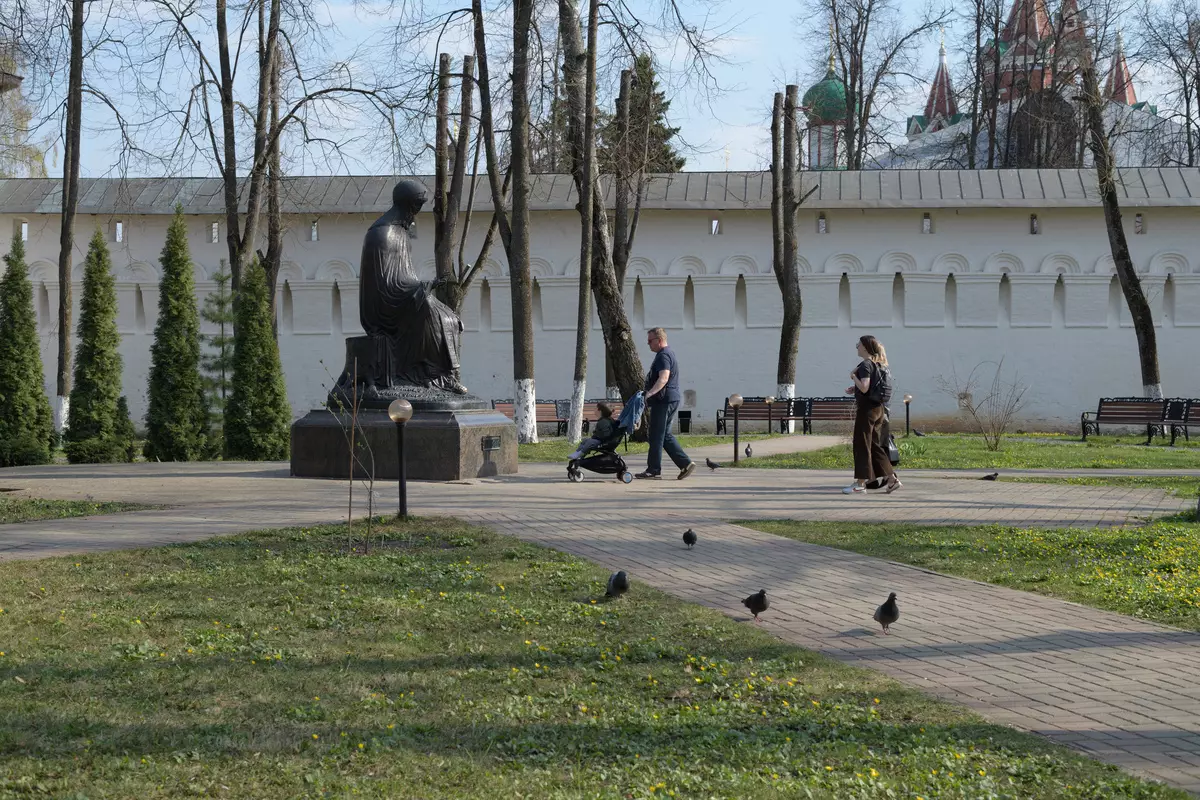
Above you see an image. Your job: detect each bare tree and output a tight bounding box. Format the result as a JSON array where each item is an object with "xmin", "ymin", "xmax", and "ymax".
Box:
[
  {"xmin": 53, "ymin": 0, "xmax": 83, "ymax": 434},
  {"xmin": 474, "ymin": 0, "xmax": 538, "ymax": 443},
  {"xmin": 1136, "ymin": 0, "xmax": 1200, "ymax": 166},
  {"xmin": 431, "ymin": 52, "xmax": 506, "ymax": 315},
  {"xmin": 558, "ymin": 0, "xmax": 600, "ymax": 443},
  {"xmin": 1080, "ymin": 32, "xmax": 1161, "ymax": 397},
  {"xmin": 770, "ymin": 86, "xmax": 817, "ymax": 426},
  {"xmin": 936, "ymin": 358, "xmax": 1029, "ymax": 450}
]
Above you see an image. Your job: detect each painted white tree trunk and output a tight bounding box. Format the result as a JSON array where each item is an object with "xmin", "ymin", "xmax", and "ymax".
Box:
[
  {"xmin": 567, "ymin": 379, "xmax": 586, "ymax": 443},
  {"xmin": 776, "ymin": 382, "xmax": 795, "ymax": 434},
  {"xmin": 1144, "ymin": 383, "xmax": 1163, "ymax": 400},
  {"xmin": 54, "ymin": 395, "xmax": 70, "ymax": 434},
  {"xmin": 514, "ymin": 378, "xmax": 538, "ymax": 444}
]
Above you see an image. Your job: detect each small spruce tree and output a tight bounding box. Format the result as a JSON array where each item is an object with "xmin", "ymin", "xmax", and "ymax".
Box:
[
  {"xmin": 224, "ymin": 261, "xmax": 290, "ymax": 460},
  {"xmin": 0, "ymin": 236, "xmax": 54, "ymax": 466},
  {"xmin": 144, "ymin": 205, "xmax": 208, "ymax": 461},
  {"xmin": 200, "ymin": 260, "xmax": 235, "ymax": 452},
  {"xmin": 64, "ymin": 228, "xmax": 125, "ymax": 463}
]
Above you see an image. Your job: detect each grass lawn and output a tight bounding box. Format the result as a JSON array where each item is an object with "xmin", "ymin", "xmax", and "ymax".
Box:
[
  {"xmin": 520, "ymin": 433, "xmax": 777, "ymax": 462},
  {"xmin": 743, "ymin": 512, "xmax": 1200, "ymax": 632},
  {"xmin": 1002, "ymin": 475, "xmax": 1200, "ymax": 498},
  {"xmin": 740, "ymin": 434, "xmax": 1200, "ymax": 471},
  {"xmin": 0, "ymin": 496, "xmax": 150, "ymax": 525},
  {"xmin": 0, "ymin": 519, "xmax": 1182, "ymax": 798}
]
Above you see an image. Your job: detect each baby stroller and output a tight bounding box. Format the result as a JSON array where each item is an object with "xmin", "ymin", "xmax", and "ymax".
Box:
[{"xmin": 566, "ymin": 391, "xmax": 645, "ymax": 485}]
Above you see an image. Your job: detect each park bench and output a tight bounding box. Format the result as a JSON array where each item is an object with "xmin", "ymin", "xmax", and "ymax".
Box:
[
  {"xmin": 492, "ymin": 400, "xmax": 568, "ymax": 436},
  {"xmin": 580, "ymin": 400, "xmax": 624, "ymax": 434},
  {"xmin": 1166, "ymin": 398, "xmax": 1200, "ymax": 446},
  {"xmin": 797, "ymin": 396, "xmax": 856, "ymax": 434},
  {"xmin": 715, "ymin": 396, "xmax": 800, "ymax": 434},
  {"xmin": 1080, "ymin": 397, "xmax": 1169, "ymax": 444}
]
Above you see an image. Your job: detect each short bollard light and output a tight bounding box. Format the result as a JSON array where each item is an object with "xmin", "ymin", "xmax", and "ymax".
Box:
[
  {"xmin": 729, "ymin": 393, "xmax": 744, "ymax": 464},
  {"xmin": 903, "ymin": 394, "xmax": 914, "ymax": 437},
  {"xmin": 765, "ymin": 396, "xmax": 776, "ymax": 434},
  {"xmin": 388, "ymin": 398, "xmax": 414, "ymax": 519}
]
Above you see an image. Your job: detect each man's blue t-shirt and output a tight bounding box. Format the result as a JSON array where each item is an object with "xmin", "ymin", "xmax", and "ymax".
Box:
[{"xmin": 645, "ymin": 346, "xmax": 681, "ymax": 406}]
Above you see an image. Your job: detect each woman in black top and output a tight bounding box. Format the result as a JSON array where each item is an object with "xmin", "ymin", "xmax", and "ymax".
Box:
[{"xmin": 843, "ymin": 335, "xmax": 900, "ymax": 494}]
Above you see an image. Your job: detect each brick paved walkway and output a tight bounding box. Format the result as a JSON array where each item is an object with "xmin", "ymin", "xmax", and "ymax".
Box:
[{"xmin": 1, "ymin": 458, "xmax": 1198, "ymax": 791}]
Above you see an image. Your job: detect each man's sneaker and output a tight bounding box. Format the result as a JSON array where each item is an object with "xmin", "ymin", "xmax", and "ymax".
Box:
[
  {"xmin": 634, "ymin": 471, "xmax": 661, "ymax": 479},
  {"xmin": 677, "ymin": 462, "xmax": 696, "ymax": 481}
]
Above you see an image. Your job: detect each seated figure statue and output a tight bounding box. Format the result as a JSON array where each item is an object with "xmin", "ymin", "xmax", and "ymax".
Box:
[{"xmin": 349, "ymin": 179, "xmax": 468, "ymax": 396}]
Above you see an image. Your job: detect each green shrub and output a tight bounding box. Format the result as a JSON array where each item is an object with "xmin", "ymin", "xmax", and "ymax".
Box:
[
  {"xmin": 224, "ymin": 261, "xmax": 290, "ymax": 460},
  {"xmin": 0, "ymin": 236, "xmax": 53, "ymax": 466},
  {"xmin": 144, "ymin": 206, "xmax": 208, "ymax": 461},
  {"xmin": 64, "ymin": 228, "xmax": 125, "ymax": 463}
]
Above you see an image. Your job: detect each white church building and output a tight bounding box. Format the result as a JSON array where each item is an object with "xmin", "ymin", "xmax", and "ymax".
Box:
[{"xmin": 2, "ymin": 169, "xmax": 1199, "ymax": 433}]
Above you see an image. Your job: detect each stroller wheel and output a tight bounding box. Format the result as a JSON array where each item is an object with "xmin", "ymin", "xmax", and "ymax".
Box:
[
  {"xmin": 568, "ymin": 469, "xmax": 584, "ymax": 483},
  {"xmin": 619, "ymin": 470, "xmax": 634, "ymax": 484}
]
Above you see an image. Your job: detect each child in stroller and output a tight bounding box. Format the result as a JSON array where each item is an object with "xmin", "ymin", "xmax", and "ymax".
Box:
[{"xmin": 566, "ymin": 393, "xmax": 645, "ymax": 484}]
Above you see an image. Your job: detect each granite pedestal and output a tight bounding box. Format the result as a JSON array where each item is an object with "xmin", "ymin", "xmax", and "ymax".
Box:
[{"xmin": 290, "ymin": 401, "xmax": 517, "ymax": 481}]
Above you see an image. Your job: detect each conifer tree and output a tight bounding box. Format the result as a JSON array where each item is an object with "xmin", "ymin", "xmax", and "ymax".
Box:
[
  {"xmin": 200, "ymin": 261, "xmax": 235, "ymax": 416},
  {"xmin": 144, "ymin": 206, "xmax": 208, "ymax": 461},
  {"xmin": 0, "ymin": 236, "xmax": 54, "ymax": 466},
  {"xmin": 597, "ymin": 55, "xmax": 685, "ymax": 174},
  {"xmin": 114, "ymin": 395, "xmax": 136, "ymax": 462},
  {"xmin": 224, "ymin": 261, "xmax": 290, "ymax": 460},
  {"xmin": 64, "ymin": 228, "xmax": 125, "ymax": 463}
]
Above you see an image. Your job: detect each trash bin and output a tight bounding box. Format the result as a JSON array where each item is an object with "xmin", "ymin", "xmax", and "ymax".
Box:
[{"xmin": 678, "ymin": 410, "xmax": 692, "ymax": 433}]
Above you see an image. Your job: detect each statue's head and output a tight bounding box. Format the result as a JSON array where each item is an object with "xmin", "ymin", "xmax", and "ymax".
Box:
[{"xmin": 392, "ymin": 180, "xmax": 427, "ymax": 220}]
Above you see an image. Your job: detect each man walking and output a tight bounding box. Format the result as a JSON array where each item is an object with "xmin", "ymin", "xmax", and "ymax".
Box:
[{"xmin": 636, "ymin": 328, "xmax": 696, "ymax": 480}]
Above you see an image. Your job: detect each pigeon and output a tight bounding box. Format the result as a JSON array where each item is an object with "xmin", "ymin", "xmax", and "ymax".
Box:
[
  {"xmin": 745, "ymin": 444, "xmax": 753, "ymax": 459},
  {"xmin": 742, "ymin": 589, "xmax": 769, "ymax": 622},
  {"xmin": 705, "ymin": 457, "xmax": 721, "ymax": 471},
  {"xmin": 605, "ymin": 570, "xmax": 630, "ymax": 599},
  {"xmin": 979, "ymin": 472, "xmax": 999, "ymax": 481},
  {"xmin": 913, "ymin": 430, "xmax": 926, "ymax": 437},
  {"xmin": 682, "ymin": 528, "xmax": 697, "ymax": 549},
  {"xmin": 873, "ymin": 592, "xmax": 899, "ymax": 634}
]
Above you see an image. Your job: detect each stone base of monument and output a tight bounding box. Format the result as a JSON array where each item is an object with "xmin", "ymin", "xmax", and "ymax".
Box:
[{"xmin": 290, "ymin": 403, "xmax": 518, "ymax": 481}]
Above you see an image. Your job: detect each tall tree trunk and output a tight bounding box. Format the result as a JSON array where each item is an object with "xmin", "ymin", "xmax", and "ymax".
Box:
[
  {"xmin": 777, "ymin": 86, "xmax": 803, "ymax": 424},
  {"xmin": 508, "ymin": 0, "xmax": 537, "ymax": 443},
  {"xmin": 565, "ymin": 0, "xmax": 599, "ymax": 444},
  {"xmin": 607, "ymin": 70, "xmax": 633, "ymax": 398},
  {"xmin": 265, "ymin": 40, "xmax": 283, "ymax": 330},
  {"xmin": 968, "ymin": 0, "xmax": 983, "ymax": 169},
  {"xmin": 215, "ymin": 0, "xmax": 242, "ymax": 287},
  {"xmin": 1082, "ymin": 61, "xmax": 1161, "ymax": 397},
  {"xmin": 55, "ymin": 0, "xmax": 85, "ymax": 434},
  {"xmin": 434, "ymin": 53, "xmax": 452, "ymax": 298}
]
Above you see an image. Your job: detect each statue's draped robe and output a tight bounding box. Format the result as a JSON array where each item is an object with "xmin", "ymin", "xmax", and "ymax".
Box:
[{"xmin": 359, "ymin": 209, "xmax": 463, "ymax": 389}]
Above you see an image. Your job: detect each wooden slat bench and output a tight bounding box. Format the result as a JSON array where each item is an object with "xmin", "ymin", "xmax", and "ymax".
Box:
[
  {"xmin": 492, "ymin": 400, "xmax": 568, "ymax": 436},
  {"xmin": 715, "ymin": 397, "xmax": 800, "ymax": 434},
  {"xmin": 1167, "ymin": 398, "xmax": 1199, "ymax": 446},
  {"xmin": 581, "ymin": 400, "xmax": 624, "ymax": 434},
  {"xmin": 1080, "ymin": 397, "xmax": 1169, "ymax": 444},
  {"xmin": 797, "ymin": 396, "xmax": 856, "ymax": 434}
]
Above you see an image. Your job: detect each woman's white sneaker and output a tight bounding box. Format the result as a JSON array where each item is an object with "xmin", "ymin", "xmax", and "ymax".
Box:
[{"xmin": 842, "ymin": 484, "xmax": 865, "ymax": 494}]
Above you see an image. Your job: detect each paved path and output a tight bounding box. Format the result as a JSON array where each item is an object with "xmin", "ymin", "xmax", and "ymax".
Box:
[{"xmin": 1, "ymin": 454, "xmax": 1198, "ymax": 792}]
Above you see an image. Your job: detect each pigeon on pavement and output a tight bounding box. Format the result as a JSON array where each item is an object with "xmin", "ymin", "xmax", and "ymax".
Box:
[
  {"xmin": 745, "ymin": 443, "xmax": 753, "ymax": 459},
  {"xmin": 705, "ymin": 457, "xmax": 721, "ymax": 471},
  {"xmin": 606, "ymin": 570, "xmax": 630, "ymax": 599},
  {"xmin": 873, "ymin": 592, "xmax": 899, "ymax": 634},
  {"xmin": 742, "ymin": 589, "xmax": 769, "ymax": 622},
  {"xmin": 979, "ymin": 472, "xmax": 999, "ymax": 481},
  {"xmin": 682, "ymin": 528, "xmax": 697, "ymax": 549},
  {"xmin": 913, "ymin": 430, "xmax": 926, "ymax": 437}
]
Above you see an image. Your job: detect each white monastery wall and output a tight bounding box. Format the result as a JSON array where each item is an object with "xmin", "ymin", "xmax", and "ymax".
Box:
[{"xmin": 4, "ymin": 204, "xmax": 1199, "ymax": 433}]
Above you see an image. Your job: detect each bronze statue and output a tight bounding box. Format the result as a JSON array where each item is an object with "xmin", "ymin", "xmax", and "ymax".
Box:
[{"xmin": 333, "ymin": 180, "xmax": 468, "ymax": 403}]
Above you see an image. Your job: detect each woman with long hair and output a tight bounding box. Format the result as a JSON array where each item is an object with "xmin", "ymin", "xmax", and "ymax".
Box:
[{"xmin": 843, "ymin": 335, "xmax": 900, "ymax": 495}]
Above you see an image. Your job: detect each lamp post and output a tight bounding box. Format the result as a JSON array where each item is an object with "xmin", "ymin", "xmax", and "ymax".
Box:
[
  {"xmin": 387, "ymin": 398, "xmax": 413, "ymax": 519},
  {"xmin": 729, "ymin": 393, "xmax": 744, "ymax": 464},
  {"xmin": 765, "ymin": 396, "xmax": 775, "ymax": 435},
  {"xmin": 903, "ymin": 394, "xmax": 913, "ymax": 437}
]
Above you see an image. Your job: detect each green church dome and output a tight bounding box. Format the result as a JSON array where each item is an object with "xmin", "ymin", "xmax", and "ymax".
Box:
[{"xmin": 803, "ymin": 68, "xmax": 848, "ymax": 126}]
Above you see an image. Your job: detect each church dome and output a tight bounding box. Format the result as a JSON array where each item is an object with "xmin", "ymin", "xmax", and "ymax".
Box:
[{"xmin": 803, "ymin": 68, "xmax": 848, "ymax": 126}]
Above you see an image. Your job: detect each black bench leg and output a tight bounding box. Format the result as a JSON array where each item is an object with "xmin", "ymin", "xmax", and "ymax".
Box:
[{"xmin": 1170, "ymin": 425, "xmax": 1178, "ymax": 447}]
